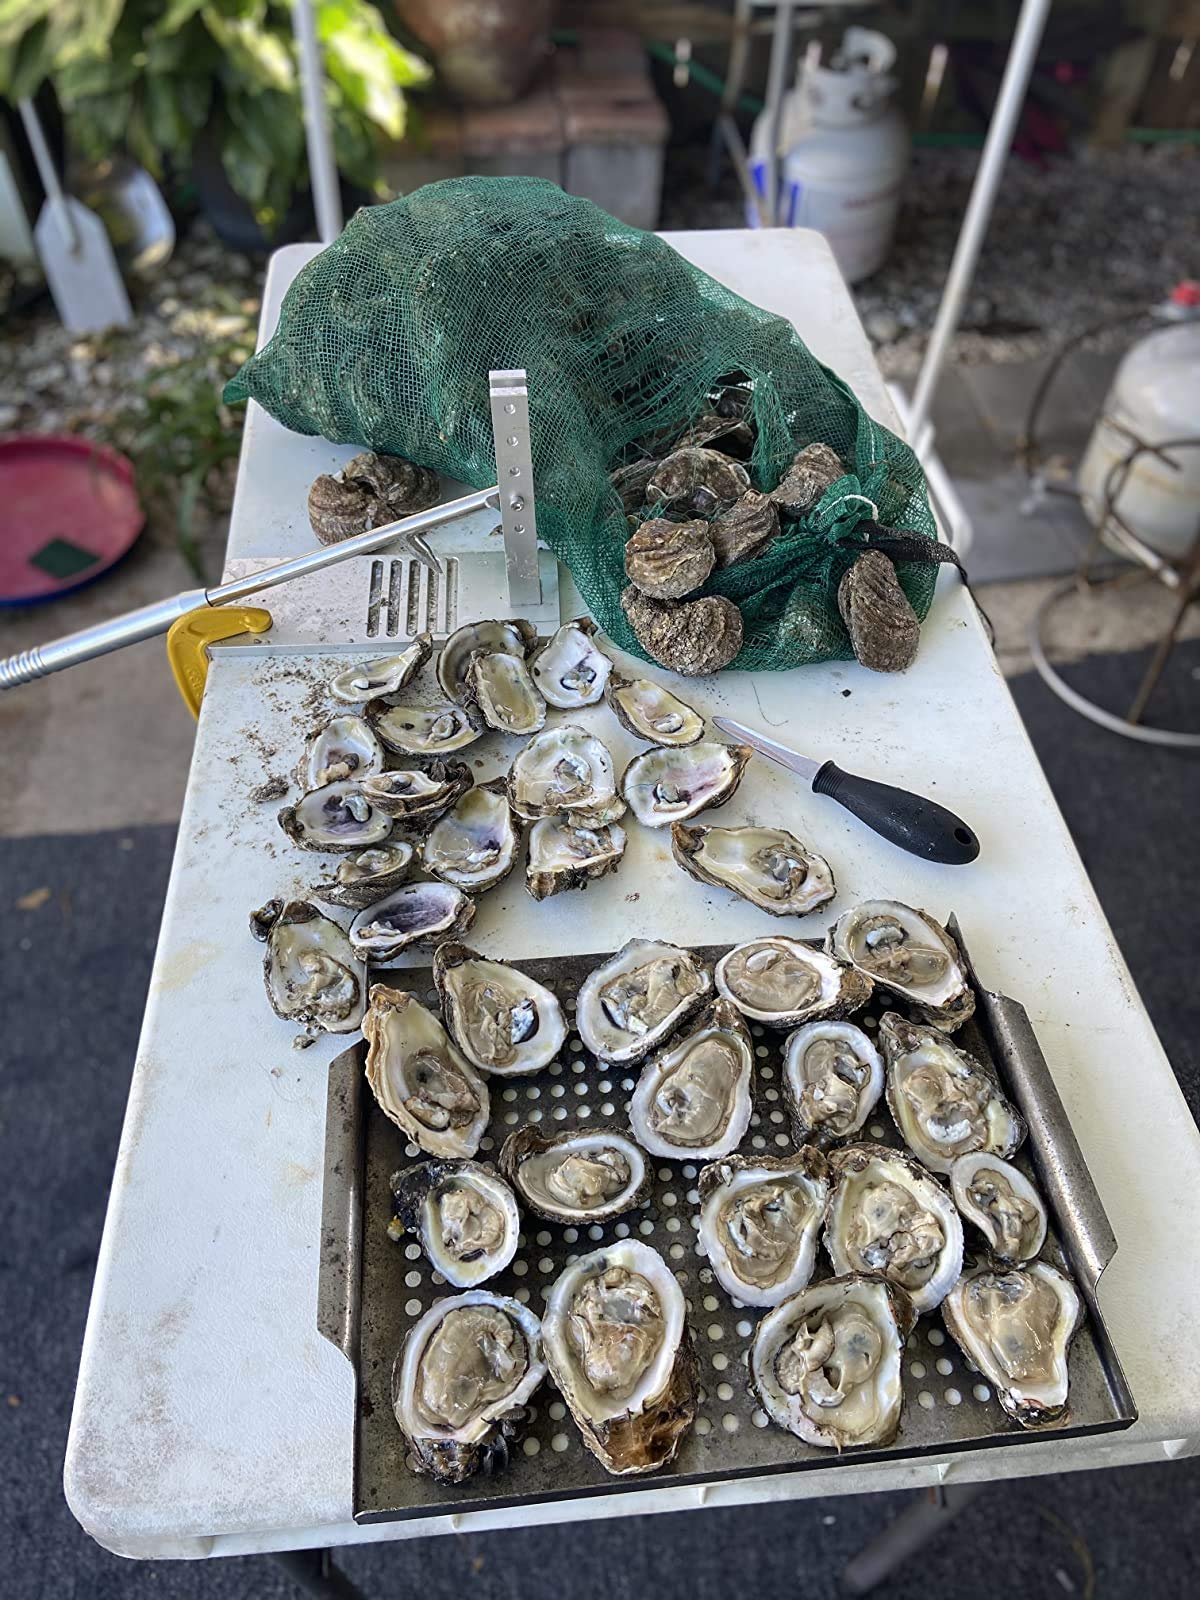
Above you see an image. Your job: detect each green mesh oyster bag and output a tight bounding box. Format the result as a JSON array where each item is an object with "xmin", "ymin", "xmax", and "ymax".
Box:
[{"xmin": 224, "ymin": 176, "xmax": 938, "ymax": 670}]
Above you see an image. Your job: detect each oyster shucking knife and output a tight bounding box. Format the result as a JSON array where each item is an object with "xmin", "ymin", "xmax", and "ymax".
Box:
[{"xmin": 713, "ymin": 715, "xmax": 980, "ymax": 865}]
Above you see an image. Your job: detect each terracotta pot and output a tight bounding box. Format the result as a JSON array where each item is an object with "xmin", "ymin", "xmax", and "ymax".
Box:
[{"xmin": 392, "ymin": 0, "xmax": 551, "ymax": 104}]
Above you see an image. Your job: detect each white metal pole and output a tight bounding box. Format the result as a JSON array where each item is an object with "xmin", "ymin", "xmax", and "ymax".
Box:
[
  {"xmin": 292, "ymin": 0, "xmax": 343, "ymax": 243},
  {"xmin": 762, "ymin": 2, "xmax": 795, "ymax": 227},
  {"xmin": 906, "ymin": 0, "xmax": 1053, "ymax": 440}
]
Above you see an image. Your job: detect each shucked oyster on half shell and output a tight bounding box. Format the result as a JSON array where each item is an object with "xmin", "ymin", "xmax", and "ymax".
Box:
[
  {"xmin": 949, "ymin": 1152, "xmax": 1047, "ymax": 1265},
  {"xmin": 604, "ymin": 672, "xmax": 704, "ymax": 747},
  {"xmin": 367, "ymin": 700, "xmax": 481, "ymax": 757},
  {"xmin": 330, "ymin": 635, "xmax": 432, "ymax": 703},
  {"xmin": 392, "ymin": 1290, "xmax": 546, "ymax": 1483},
  {"xmin": 422, "ymin": 781, "xmax": 521, "ymax": 895},
  {"xmin": 751, "ymin": 1273, "xmax": 916, "ymax": 1450},
  {"xmin": 391, "ymin": 1159, "xmax": 519, "ymax": 1286},
  {"xmin": 360, "ymin": 760, "xmax": 473, "ymax": 823},
  {"xmin": 541, "ymin": 1240, "xmax": 698, "ymax": 1475},
  {"xmin": 433, "ymin": 942, "xmax": 567, "ymax": 1076},
  {"xmin": 508, "ymin": 725, "xmax": 624, "ymax": 825},
  {"xmin": 251, "ymin": 898, "xmax": 364, "ymax": 1034},
  {"xmin": 698, "ymin": 1149, "xmax": 829, "ymax": 1307},
  {"xmin": 879, "ymin": 1011, "xmax": 1026, "ymax": 1175},
  {"xmin": 348, "ymin": 881, "xmax": 475, "ymax": 961},
  {"xmin": 363, "ymin": 985, "xmax": 489, "ymax": 1158},
  {"xmin": 311, "ymin": 842, "xmax": 416, "ymax": 911},
  {"xmin": 671, "ymin": 822, "xmax": 835, "ymax": 916},
  {"xmin": 824, "ymin": 1142, "xmax": 964, "ymax": 1314},
  {"xmin": 621, "ymin": 741, "xmax": 752, "ymax": 828},
  {"xmin": 437, "ymin": 619, "xmax": 538, "ymax": 704},
  {"xmin": 783, "ymin": 1021, "xmax": 884, "ymax": 1146},
  {"xmin": 629, "ymin": 999, "xmax": 754, "ymax": 1160},
  {"xmin": 500, "ymin": 1125, "xmax": 651, "ymax": 1223},
  {"xmin": 716, "ymin": 937, "xmax": 871, "ymax": 1028},
  {"xmin": 297, "ymin": 714, "xmax": 385, "ymax": 789},
  {"xmin": 278, "ymin": 779, "xmax": 394, "ymax": 852},
  {"xmin": 576, "ymin": 939, "xmax": 713, "ymax": 1064},
  {"xmin": 942, "ymin": 1261, "xmax": 1082, "ymax": 1429},
  {"xmin": 525, "ymin": 815, "xmax": 626, "ymax": 900},
  {"xmin": 464, "ymin": 649, "xmax": 546, "ymax": 736},
  {"xmin": 827, "ymin": 901, "xmax": 975, "ymax": 1031},
  {"xmin": 530, "ymin": 618, "xmax": 613, "ymax": 709}
]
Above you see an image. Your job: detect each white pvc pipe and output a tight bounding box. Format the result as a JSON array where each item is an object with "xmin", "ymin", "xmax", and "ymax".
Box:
[
  {"xmin": 762, "ymin": 2, "xmax": 795, "ymax": 227},
  {"xmin": 906, "ymin": 0, "xmax": 1053, "ymax": 440},
  {"xmin": 292, "ymin": 0, "xmax": 342, "ymax": 243}
]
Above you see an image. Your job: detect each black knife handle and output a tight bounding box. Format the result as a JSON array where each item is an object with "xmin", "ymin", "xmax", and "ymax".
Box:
[{"xmin": 812, "ymin": 761, "xmax": 980, "ymax": 865}]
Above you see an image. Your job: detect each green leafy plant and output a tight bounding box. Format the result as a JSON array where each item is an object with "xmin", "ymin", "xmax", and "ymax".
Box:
[{"xmin": 0, "ymin": 1, "xmax": 430, "ymax": 233}]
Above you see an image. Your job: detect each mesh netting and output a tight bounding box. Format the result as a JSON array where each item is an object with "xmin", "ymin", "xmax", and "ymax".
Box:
[{"xmin": 224, "ymin": 176, "xmax": 938, "ymax": 670}]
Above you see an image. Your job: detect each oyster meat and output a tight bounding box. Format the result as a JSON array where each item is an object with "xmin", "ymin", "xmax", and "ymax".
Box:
[
  {"xmin": 508, "ymin": 725, "xmax": 622, "ymax": 824},
  {"xmin": 827, "ymin": 900, "xmax": 975, "ymax": 1031},
  {"xmin": 824, "ymin": 1143, "xmax": 964, "ymax": 1313},
  {"xmin": 361, "ymin": 760, "xmax": 473, "ymax": 823},
  {"xmin": 330, "ymin": 635, "xmax": 431, "ymax": 702},
  {"xmin": 942, "ymin": 1261, "xmax": 1081, "ymax": 1428},
  {"xmin": 620, "ymin": 588, "xmax": 744, "ymax": 677},
  {"xmin": 278, "ymin": 779, "xmax": 393, "ymax": 853},
  {"xmin": 297, "ymin": 714, "xmax": 385, "ymax": 789},
  {"xmin": 422, "ymin": 781, "xmax": 520, "ymax": 895},
  {"xmin": 716, "ymin": 938, "xmax": 871, "ymax": 1028},
  {"xmin": 437, "ymin": 619, "xmax": 537, "ymax": 704},
  {"xmin": 576, "ymin": 939, "xmax": 713, "ymax": 1064},
  {"xmin": 433, "ymin": 942, "xmax": 567, "ymax": 1076},
  {"xmin": 392, "ymin": 1291, "xmax": 546, "ymax": 1482},
  {"xmin": 500, "ymin": 1126, "xmax": 650, "ymax": 1222},
  {"xmin": 880, "ymin": 1011, "xmax": 1026, "ymax": 1174},
  {"xmin": 605, "ymin": 672, "xmax": 704, "ymax": 747},
  {"xmin": 698, "ymin": 1149, "xmax": 829, "ymax": 1306},
  {"xmin": 751, "ymin": 1274, "xmax": 915, "ymax": 1449},
  {"xmin": 671, "ymin": 823, "xmax": 835, "ymax": 915},
  {"xmin": 464, "ymin": 650, "xmax": 546, "ymax": 736},
  {"xmin": 363, "ymin": 985, "xmax": 489, "ymax": 1157},
  {"xmin": 391, "ymin": 1159, "xmax": 519, "ymax": 1286},
  {"xmin": 622, "ymin": 741, "xmax": 752, "ymax": 828},
  {"xmin": 784, "ymin": 1022, "xmax": 884, "ymax": 1145},
  {"xmin": 950, "ymin": 1152, "xmax": 1047, "ymax": 1265},
  {"xmin": 541, "ymin": 1240, "xmax": 697, "ymax": 1474},
  {"xmin": 530, "ymin": 619, "xmax": 613, "ymax": 709},
  {"xmin": 368, "ymin": 701, "xmax": 481, "ymax": 757},
  {"xmin": 525, "ymin": 815, "xmax": 626, "ymax": 900},
  {"xmin": 311, "ymin": 842, "xmax": 416, "ymax": 911},
  {"xmin": 623, "ymin": 518, "xmax": 714, "ymax": 600},
  {"xmin": 251, "ymin": 898, "xmax": 364, "ymax": 1033},
  {"xmin": 348, "ymin": 881, "xmax": 475, "ymax": 961},
  {"xmin": 629, "ymin": 999, "xmax": 754, "ymax": 1160}
]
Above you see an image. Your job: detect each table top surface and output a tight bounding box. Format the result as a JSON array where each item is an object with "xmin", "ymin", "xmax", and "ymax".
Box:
[{"xmin": 64, "ymin": 230, "xmax": 1200, "ymax": 1562}]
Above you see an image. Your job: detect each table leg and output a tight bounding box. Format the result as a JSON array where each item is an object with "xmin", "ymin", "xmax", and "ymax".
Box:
[
  {"xmin": 272, "ymin": 1548, "xmax": 368, "ymax": 1600},
  {"xmin": 841, "ymin": 1483, "xmax": 988, "ymax": 1594}
]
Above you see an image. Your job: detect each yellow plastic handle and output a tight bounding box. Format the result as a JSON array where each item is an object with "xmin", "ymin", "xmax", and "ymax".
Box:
[{"xmin": 167, "ymin": 605, "xmax": 273, "ymax": 718}]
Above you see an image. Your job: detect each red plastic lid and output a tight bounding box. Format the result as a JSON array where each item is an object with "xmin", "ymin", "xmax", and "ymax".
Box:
[
  {"xmin": 0, "ymin": 434, "xmax": 144, "ymax": 606},
  {"xmin": 1169, "ymin": 279, "xmax": 1200, "ymax": 307}
]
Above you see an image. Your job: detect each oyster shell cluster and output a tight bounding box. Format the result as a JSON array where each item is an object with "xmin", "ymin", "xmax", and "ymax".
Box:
[
  {"xmin": 612, "ymin": 380, "xmax": 862, "ymax": 675},
  {"xmin": 308, "ymin": 451, "xmax": 440, "ymax": 546}
]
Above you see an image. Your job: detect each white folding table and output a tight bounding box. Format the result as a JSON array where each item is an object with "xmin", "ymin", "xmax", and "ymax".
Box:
[{"xmin": 64, "ymin": 231, "xmax": 1200, "ymax": 1563}]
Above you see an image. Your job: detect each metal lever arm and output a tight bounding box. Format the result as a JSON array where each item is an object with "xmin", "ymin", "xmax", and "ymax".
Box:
[{"xmin": 0, "ymin": 484, "xmax": 500, "ymax": 690}]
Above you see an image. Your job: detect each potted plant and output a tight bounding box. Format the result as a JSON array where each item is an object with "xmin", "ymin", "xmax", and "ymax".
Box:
[{"xmin": 0, "ymin": 0, "xmax": 430, "ymax": 248}]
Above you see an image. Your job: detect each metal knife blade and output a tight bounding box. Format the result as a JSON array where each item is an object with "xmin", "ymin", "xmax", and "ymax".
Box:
[{"xmin": 713, "ymin": 716, "xmax": 819, "ymax": 779}]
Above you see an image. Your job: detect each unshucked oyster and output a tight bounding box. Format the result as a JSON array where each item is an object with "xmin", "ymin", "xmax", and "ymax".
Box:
[
  {"xmin": 392, "ymin": 1291, "xmax": 546, "ymax": 1482},
  {"xmin": 542, "ymin": 1240, "xmax": 697, "ymax": 1474},
  {"xmin": 671, "ymin": 822, "xmax": 835, "ymax": 915},
  {"xmin": 363, "ymin": 985, "xmax": 489, "ymax": 1157},
  {"xmin": 433, "ymin": 942, "xmax": 567, "ymax": 1076},
  {"xmin": 252, "ymin": 899, "xmax": 364, "ymax": 1033},
  {"xmin": 500, "ymin": 1126, "xmax": 650, "ymax": 1222},
  {"xmin": 391, "ymin": 1160, "xmax": 519, "ymax": 1286},
  {"xmin": 623, "ymin": 518, "xmax": 714, "ymax": 600},
  {"xmin": 942, "ymin": 1261, "xmax": 1081, "ymax": 1428},
  {"xmin": 647, "ymin": 447, "xmax": 749, "ymax": 518},
  {"xmin": 751, "ymin": 1274, "xmax": 915, "ymax": 1449},
  {"xmin": 622, "ymin": 741, "xmax": 752, "ymax": 828},
  {"xmin": 698, "ymin": 1149, "xmax": 829, "ymax": 1307},
  {"xmin": 629, "ymin": 999, "xmax": 754, "ymax": 1160},
  {"xmin": 576, "ymin": 939, "xmax": 713, "ymax": 1064},
  {"xmin": 620, "ymin": 588, "xmax": 744, "ymax": 677},
  {"xmin": 716, "ymin": 938, "xmax": 871, "ymax": 1028}
]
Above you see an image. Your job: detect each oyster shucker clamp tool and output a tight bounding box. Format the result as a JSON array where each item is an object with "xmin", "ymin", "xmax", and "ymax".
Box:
[
  {"xmin": 713, "ymin": 714, "xmax": 981, "ymax": 865},
  {"xmin": 0, "ymin": 369, "xmax": 561, "ymax": 690}
]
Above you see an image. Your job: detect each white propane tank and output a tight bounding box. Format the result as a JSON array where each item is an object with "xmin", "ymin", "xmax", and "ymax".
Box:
[
  {"xmin": 1078, "ymin": 318, "xmax": 1200, "ymax": 562},
  {"xmin": 776, "ymin": 28, "xmax": 909, "ymax": 283}
]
